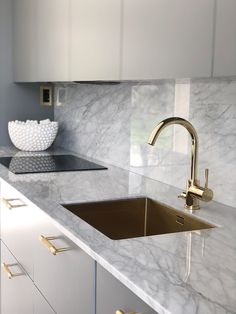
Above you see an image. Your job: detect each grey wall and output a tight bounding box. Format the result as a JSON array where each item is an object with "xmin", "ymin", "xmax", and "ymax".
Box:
[
  {"xmin": 0, "ymin": 0, "xmax": 53, "ymax": 146},
  {"xmin": 54, "ymin": 79, "xmax": 236, "ymax": 208}
]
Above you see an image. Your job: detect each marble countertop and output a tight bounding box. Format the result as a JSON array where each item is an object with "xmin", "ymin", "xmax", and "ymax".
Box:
[{"xmin": 0, "ymin": 146, "xmax": 235, "ymax": 314}]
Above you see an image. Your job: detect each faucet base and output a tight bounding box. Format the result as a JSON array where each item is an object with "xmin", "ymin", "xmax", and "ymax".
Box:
[
  {"xmin": 184, "ymin": 203, "xmax": 200, "ymax": 210},
  {"xmin": 178, "ymin": 192, "xmax": 201, "ymax": 210}
]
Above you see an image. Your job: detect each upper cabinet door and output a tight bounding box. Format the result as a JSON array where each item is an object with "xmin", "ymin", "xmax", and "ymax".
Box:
[
  {"xmin": 122, "ymin": 0, "xmax": 214, "ymax": 80},
  {"xmin": 70, "ymin": 0, "xmax": 121, "ymax": 81},
  {"xmin": 36, "ymin": 0, "xmax": 69, "ymax": 81},
  {"xmin": 13, "ymin": 0, "xmax": 37, "ymax": 82},
  {"xmin": 13, "ymin": 0, "xmax": 69, "ymax": 82},
  {"xmin": 213, "ymin": 0, "xmax": 236, "ymax": 76}
]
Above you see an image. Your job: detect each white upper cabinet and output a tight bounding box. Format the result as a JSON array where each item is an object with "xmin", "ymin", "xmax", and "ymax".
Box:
[
  {"xmin": 69, "ymin": 0, "xmax": 121, "ymax": 81},
  {"xmin": 14, "ymin": 0, "xmax": 236, "ymax": 81},
  {"xmin": 13, "ymin": 0, "xmax": 121, "ymax": 82},
  {"xmin": 213, "ymin": 0, "xmax": 236, "ymax": 76},
  {"xmin": 13, "ymin": 0, "xmax": 69, "ymax": 82},
  {"xmin": 36, "ymin": 0, "xmax": 69, "ymax": 81},
  {"xmin": 13, "ymin": 0, "xmax": 37, "ymax": 82},
  {"xmin": 122, "ymin": 0, "xmax": 214, "ymax": 80}
]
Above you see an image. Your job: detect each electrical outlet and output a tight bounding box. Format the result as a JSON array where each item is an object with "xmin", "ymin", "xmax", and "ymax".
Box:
[{"xmin": 40, "ymin": 85, "xmax": 53, "ymax": 106}]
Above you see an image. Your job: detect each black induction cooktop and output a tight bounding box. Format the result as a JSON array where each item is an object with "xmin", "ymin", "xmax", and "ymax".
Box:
[{"xmin": 0, "ymin": 154, "xmax": 107, "ymax": 174}]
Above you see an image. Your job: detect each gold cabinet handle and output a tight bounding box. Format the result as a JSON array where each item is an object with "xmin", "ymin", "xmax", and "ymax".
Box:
[
  {"xmin": 116, "ymin": 310, "xmax": 138, "ymax": 314},
  {"xmin": 2, "ymin": 263, "xmax": 22, "ymax": 279},
  {"xmin": 39, "ymin": 235, "xmax": 67, "ymax": 256},
  {"xmin": 2, "ymin": 198, "xmax": 27, "ymax": 209}
]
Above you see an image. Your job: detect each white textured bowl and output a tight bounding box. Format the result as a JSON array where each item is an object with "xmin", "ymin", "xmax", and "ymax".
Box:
[{"xmin": 8, "ymin": 120, "xmax": 58, "ymax": 152}]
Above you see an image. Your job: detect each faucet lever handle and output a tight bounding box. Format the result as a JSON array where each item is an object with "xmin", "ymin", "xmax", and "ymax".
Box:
[
  {"xmin": 178, "ymin": 191, "xmax": 186, "ymax": 200},
  {"xmin": 204, "ymin": 168, "xmax": 209, "ymax": 188}
]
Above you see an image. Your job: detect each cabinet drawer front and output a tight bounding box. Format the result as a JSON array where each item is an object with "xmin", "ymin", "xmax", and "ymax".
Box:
[
  {"xmin": 34, "ymin": 287, "xmax": 56, "ymax": 314},
  {"xmin": 34, "ymin": 216, "xmax": 95, "ymax": 314},
  {"xmin": 0, "ymin": 181, "xmax": 42, "ymax": 278},
  {"xmin": 1, "ymin": 240, "xmax": 56, "ymax": 314},
  {"xmin": 1, "ymin": 241, "xmax": 34, "ymax": 314},
  {"xmin": 97, "ymin": 264, "xmax": 157, "ymax": 314}
]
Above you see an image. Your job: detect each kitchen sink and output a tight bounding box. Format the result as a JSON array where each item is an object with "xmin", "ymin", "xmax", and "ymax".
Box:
[{"xmin": 62, "ymin": 197, "xmax": 215, "ymax": 240}]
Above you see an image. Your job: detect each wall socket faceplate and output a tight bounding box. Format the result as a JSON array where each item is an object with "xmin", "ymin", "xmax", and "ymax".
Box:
[
  {"xmin": 56, "ymin": 87, "xmax": 66, "ymax": 106},
  {"xmin": 40, "ymin": 85, "xmax": 53, "ymax": 106}
]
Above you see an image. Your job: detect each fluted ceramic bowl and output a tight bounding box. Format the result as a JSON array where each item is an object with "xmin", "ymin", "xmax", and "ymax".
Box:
[{"xmin": 8, "ymin": 120, "xmax": 58, "ymax": 152}]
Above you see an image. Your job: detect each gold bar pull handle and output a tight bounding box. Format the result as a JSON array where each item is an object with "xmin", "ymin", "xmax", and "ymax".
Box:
[
  {"xmin": 2, "ymin": 263, "xmax": 22, "ymax": 279},
  {"xmin": 116, "ymin": 310, "xmax": 138, "ymax": 314},
  {"xmin": 39, "ymin": 235, "xmax": 68, "ymax": 255},
  {"xmin": 2, "ymin": 198, "xmax": 27, "ymax": 209}
]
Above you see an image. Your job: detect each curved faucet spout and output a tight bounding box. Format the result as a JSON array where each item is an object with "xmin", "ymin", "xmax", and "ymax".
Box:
[{"xmin": 148, "ymin": 117, "xmax": 199, "ymax": 185}]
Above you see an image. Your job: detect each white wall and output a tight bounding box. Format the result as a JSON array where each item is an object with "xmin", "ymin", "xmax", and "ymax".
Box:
[{"xmin": 0, "ymin": 0, "xmax": 53, "ymax": 146}]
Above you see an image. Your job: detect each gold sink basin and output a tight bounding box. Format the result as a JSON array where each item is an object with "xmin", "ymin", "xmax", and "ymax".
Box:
[{"xmin": 62, "ymin": 197, "xmax": 215, "ymax": 240}]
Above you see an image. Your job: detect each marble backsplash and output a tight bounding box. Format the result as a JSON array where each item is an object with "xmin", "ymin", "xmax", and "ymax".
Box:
[{"xmin": 54, "ymin": 78, "xmax": 236, "ymax": 208}]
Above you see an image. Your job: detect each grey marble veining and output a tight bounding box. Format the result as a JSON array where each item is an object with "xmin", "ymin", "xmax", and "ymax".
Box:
[
  {"xmin": 0, "ymin": 147, "xmax": 236, "ymax": 314},
  {"xmin": 54, "ymin": 78, "xmax": 236, "ymax": 208}
]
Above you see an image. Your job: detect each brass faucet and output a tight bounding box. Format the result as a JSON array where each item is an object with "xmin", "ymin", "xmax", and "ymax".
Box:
[{"xmin": 148, "ymin": 117, "xmax": 213, "ymax": 210}]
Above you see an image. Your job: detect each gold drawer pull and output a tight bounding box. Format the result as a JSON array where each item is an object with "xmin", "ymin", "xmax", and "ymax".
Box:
[
  {"xmin": 2, "ymin": 198, "xmax": 27, "ymax": 209},
  {"xmin": 2, "ymin": 263, "xmax": 22, "ymax": 279},
  {"xmin": 39, "ymin": 235, "xmax": 67, "ymax": 256},
  {"xmin": 116, "ymin": 310, "xmax": 138, "ymax": 314}
]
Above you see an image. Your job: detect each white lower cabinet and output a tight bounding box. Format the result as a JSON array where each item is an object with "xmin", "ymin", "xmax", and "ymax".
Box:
[
  {"xmin": 1, "ymin": 241, "xmax": 33, "ymax": 314},
  {"xmin": 1, "ymin": 181, "xmax": 44, "ymax": 279},
  {"xmin": 34, "ymin": 286, "xmax": 55, "ymax": 314},
  {"xmin": 1, "ymin": 241, "xmax": 55, "ymax": 314},
  {"xmin": 34, "ymin": 219, "xmax": 95, "ymax": 314},
  {"xmin": 0, "ymin": 179, "xmax": 95, "ymax": 314},
  {"xmin": 96, "ymin": 264, "xmax": 157, "ymax": 314}
]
